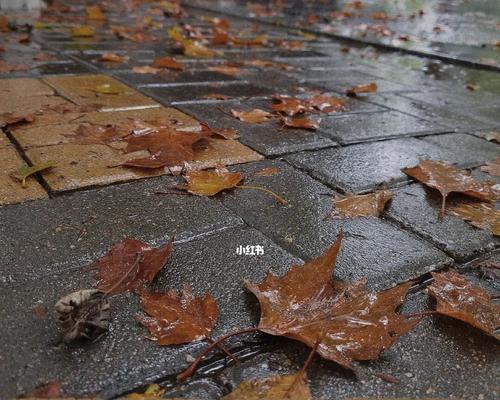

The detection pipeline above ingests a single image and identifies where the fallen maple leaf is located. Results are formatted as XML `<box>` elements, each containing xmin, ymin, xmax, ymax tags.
<box><xmin>0</xmin><ymin>112</ymin><xmax>35</xmax><ymax>129</ymax></box>
<box><xmin>345</xmin><ymin>82</ymin><xmax>378</xmax><ymax>96</ymax></box>
<box><xmin>137</xmin><ymin>285</ymin><xmax>218</xmax><ymax>345</ymax></box>
<box><xmin>201</xmin><ymin>123</ymin><xmax>239</xmax><ymax>140</ymax></box>
<box><xmin>272</xmin><ymin>96</ymin><xmax>308</xmax><ymax>116</ymax></box>
<box><xmin>93</xmin><ymin>237</ymin><xmax>174</xmax><ymax>294</ymax></box>
<box><xmin>427</xmin><ymin>269</ymin><xmax>500</xmax><ymax>339</ymax></box>
<box><xmin>153</xmin><ymin>57</ymin><xmax>184</xmax><ymax>71</ymax></box>
<box><xmin>448</xmin><ymin>202</ymin><xmax>499</xmax><ymax>236</ymax></box>
<box><xmin>11</xmin><ymin>162</ymin><xmax>55</xmax><ymax>187</ymax></box>
<box><xmin>402</xmin><ymin>160</ymin><xmax>495</xmax><ymax>218</ymax></box>
<box><xmin>280</xmin><ymin>116</ymin><xmax>320</xmax><ymax>131</ymax></box>
<box><xmin>334</xmin><ymin>190</ymin><xmax>393</xmax><ymax>218</ymax></box>
<box><xmin>245</xmin><ymin>234</ymin><xmax>420</xmax><ymax>370</ymax></box>
<box><xmin>22</xmin><ymin>380</ymin><xmax>62</xmax><ymax>398</ymax></box>
<box><xmin>64</xmin><ymin>123</ymin><xmax>127</xmax><ymax>147</ymax></box>
<box><xmin>132</xmin><ymin>65</ymin><xmax>160</xmax><ymax>74</ymax></box>
<box><xmin>180</xmin><ymin>169</ymin><xmax>244</xmax><ymax>196</ymax></box>
<box><xmin>308</xmin><ymin>94</ymin><xmax>347</xmax><ymax>113</ymax></box>
<box><xmin>222</xmin><ymin>372</ymin><xmax>311</xmax><ymax>400</ymax></box>
<box><xmin>480</xmin><ymin>159</ymin><xmax>500</xmax><ymax>177</ymax></box>
<box><xmin>231</xmin><ymin>109</ymin><xmax>272</xmax><ymax>123</ymax></box>
<box><xmin>100</xmin><ymin>53</ymin><xmax>125</xmax><ymax>63</ymax></box>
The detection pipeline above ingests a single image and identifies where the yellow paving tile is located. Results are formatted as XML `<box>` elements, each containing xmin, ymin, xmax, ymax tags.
<box><xmin>0</xmin><ymin>78</ymin><xmax>54</xmax><ymax>97</ymax></box>
<box><xmin>0</xmin><ymin>94</ymin><xmax>73</xmax><ymax>115</ymax></box>
<box><xmin>11</xmin><ymin>107</ymin><xmax>200</xmax><ymax>148</ymax></box>
<box><xmin>0</xmin><ymin>134</ymin><xmax>48</xmax><ymax>206</ymax></box>
<box><xmin>42</xmin><ymin>74</ymin><xmax>159</xmax><ymax>111</ymax></box>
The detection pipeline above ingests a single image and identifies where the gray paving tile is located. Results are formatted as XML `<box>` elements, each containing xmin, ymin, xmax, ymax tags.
<box><xmin>115</xmin><ymin>70</ymin><xmax>236</xmax><ymax>86</ymax></box>
<box><xmin>0</xmin><ymin>226</ymin><xmax>299</xmax><ymax>398</ymax></box>
<box><xmin>219</xmin><ymin>160</ymin><xmax>451</xmax><ymax>289</ymax></box>
<box><xmin>319</xmin><ymin>110</ymin><xmax>450</xmax><ymax>144</ymax></box>
<box><xmin>386</xmin><ymin>184</ymin><xmax>498</xmax><ymax>262</ymax></box>
<box><xmin>0</xmin><ymin>176</ymin><xmax>243</xmax><ymax>281</ymax></box>
<box><xmin>400</xmin><ymin>89</ymin><xmax>500</xmax><ymax>109</ymax></box>
<box><xmin>285</xmin><ymin>138</ymin><xmax>457</xmax><ymax>193</ymax></box>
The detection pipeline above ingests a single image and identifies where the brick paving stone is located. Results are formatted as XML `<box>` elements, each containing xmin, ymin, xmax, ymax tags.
<box><xmin>422</xmin><ymin>132</ymin><xmax>500</xmax><ymax>167</ymax></box>
<box><xmin>318</xmin><ymin>110</ymin><xmax>450</xmax><ymax>145</ymax></box>
<box><xmin>218</xmin><ymin>289</ymin><xmax>499</xmax><ymax>399</ymax></box>
<box><xmin>0</xmin><ymin>77</ymin><xmax>54</xmax><ymax>96</ymax></box>
<box><xmin>0</xmin><ymin>226</ymin><xmax>299</xmax><ymax>398</ymax></box>
<box><xmin>400</xmin><ymin>89</ymin><xmax>500</xmax><ymax>109</ymax></box>
<box><xmin>178</xmin><ymin>100</ymin><xmax>336</xmax><ymax>156</ymax></box>
<box><xmin>0</xmin><ymin>133</ymin><xmax>48</xmax><ymax>206</ymax></box>
<box><xmin>458</xmin><ymin>105</ymin><xmax>500</xmax><ymax>128</ymax></box>
<box><xmin>0</xmin><ymin>92</ymin><xmax>72</xmax><ymax>115</ymax></box>
<box><xmin>386</xmin><ymin>184</ymin><xmax>498</xmax><ymax>262</ymax></box>
<box><xmin>42</xmin><ymin>74</ymin><xmax>160</xmax><ymax>111</ymax></box>
<box><xmin>219</xmin><ymin>160</ymin><xmax>451</xmax><ymax>289</ymax></box>
<box><xmin>142</xmin><ymin>81</ymin><xmax>274</xmax><ymax>104</ymax></box>
<box><xmin>115</xmin><ymin>70</ymin><xmax>237</xmax><ymax>87</ymax></box>
<box><xmin>285</xmin><ymin>138</ymin><xmax>457</xmax><ymax>193</ymax></box>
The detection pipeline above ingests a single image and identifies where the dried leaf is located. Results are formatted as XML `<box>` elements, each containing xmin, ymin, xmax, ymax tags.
<box><xmin>0</xmin><ymin>60</ymin><xmax>28</xmax><ymax>73</ymax></box>
<box><xmin>86</xmin><ymin>5</ymin><xmax>106</xmax><ymax>21</ymax></box>
<box><xmin>22</xmin><ymin>380</ymin><xmax>62</xmax><ymax>398</ymax></box>
<box><xmin>245</xmin><ymin>234</ymin><xmax>419</xmax><ymax>370</ymax></box>
<box><xmin>231</xmin><ymin>109</ymin><xmax>272</xmax><ymax>123</ymax></box>
<box><xmin>222</xmin><ymin>372</ymin><xmax>311</xmax><ymax>400</ymax></box>
<box><xmin>308</xmin><ymin>94</ymin><xmax>347</xmax><ymax>113</ymax></box>
<box><xmin>100</xmin><ymin>53</ymin><xmax>125</xmax><ymax>63</ymax></box>
<box><xmin>232</xmin><ymin>34</ymin><xmax>268</xmax><ymax>47</ymax></box>
<box><xmin>93</xmin><ymin>83</ymin><xmax>124</xmax><ymax>94</ymax></box>
<box><xmin>428</xmin><ymin>270</ymin><xmax>500</xmax><ymax>338</ymax></box>
<box><xmin>203</xmin><ymin>93</ymin><xmax>232</xmax><ymax>100</ymax></box>
<box><xmin>32</xmin><ymin>52</ymin><xmax>58</xmax><ymax>61</ymax></box>
<box><xmin>93</xmin><ymin>237</ymin><xmax>174</xmax><ymax>294</ymax></box>
<box><xmin>125</xmin><ymin>384</ymin><xmax>165</xmax><ymax>399</ymax></box>
<box><xmin>153</xmin><ymin>57</ymin><xmax>184</xmax><ymax>71</ymax></box>
<box><xmin>255</xmin><ymin>167</ymin><xmax>281</xmax><ymax>177</ymax></box>
<box><xmin>137</xmin><ymin>285</ymin><xmax>218</xmax><ymax>345</ymax></box>
<box><xmin>334</xmin><ymin>190</ymin><xmax>393</xmax><ymax>218</ymax></box>
<box><xmin>132</xmin><ymin>65</ymin><xmax>160</xmax><ymax>74</ymax></box>
<box><xmin>484</xmin><ymin>130</ymin><xmax>500</xmax><ymax>143</ymax></box>
<box><xmin>0</xmin><ymin>15</ymin><xmax>9</xmax><ymax>32</ymax></box>
<box><xmin>345</xmin><ymin>82</ymin><xmax>378</xmax><ymax>96</ymax></box>
<box><xmin>64</xmin><ymin>123</ymin><xmax>127</xmax><ymax>146</ymax></box>
<box><xmin>0</xmin><ymin>112</ymin><xmax>35</xmax><ymax>129</ymax></box>
<box><xmin>402</xmin><ymin>160</ymin><xmax>495</xmax><ymax>217</ymax></box>
<box><xmin>11</xmin><ymin>162</ymin><xmax>55</xmax><ymax>187</ymax></box>
<box><xmin>448</xmin><ymin>202</ymin><xmax>499</xmax><ymax>235</ymax></box>
<box><xmin>480</xmin><ymin>159</ymin><xmax>500</xmax><ymax>177</ymax></box>
<box><xmin>208</xmin><ymin>65</ymin><xmax>241</xmax><ymax>76</ymax></box>
<box><xmin>272</xmin><ymin>96</ymin><xmax>308</xmax><ymax>116</ymax></box>
<box><xmin>181</xmin><ymin>169</ymin><xmax>244</xmax><ymax>196</ymax></box>
<box><xmin>280</xmin><ymin>116</ymin><xmax>319</xmax><ymax>131</ymax></box>
<box><xmin>55</xmin><ymin>289</ymin><xmax>110</xmax><ymax>342</ymax></box>
<box><xmin>72</xmin><ymin>25</ymin><xmax>94</xmax><ymax>37</ymax></box>
<box><xmin>183</xmin><ymin>40</ymin><xmax>219</xmax><ymax>58</ymax></box>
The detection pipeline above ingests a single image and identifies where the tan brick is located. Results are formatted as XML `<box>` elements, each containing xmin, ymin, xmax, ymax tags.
<box><xmin>0</xmin><ymin>134</ymin><xmax>48</xmax><ymax>206</ymax></box>
<box><xmin>42</xmin><ymin>74</ymin><xmax>159</xmax><ymax>111</ymax></box>
<box><xmin>0</xmin><ymin>78</ymin><xmax>54</xmax><ymax>97</ymax></box>
<box><xmin>0</xmin><ymin>94</ymin><xmax>72</xmax><ymax>115</ymax></box>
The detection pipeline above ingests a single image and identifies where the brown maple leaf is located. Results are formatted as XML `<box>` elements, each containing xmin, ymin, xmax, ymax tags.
<box><xmin>137</xmin><ymin>285</ymin><xmax>218</xmax><ymax>345</ymax></box>
<box><xmin>345</xmin><ymin>82</ymin><xmax>378</xmax><ymax>96</ymax></box>
<box><xmin>153</xmin><ymin>57</ymin><xmax>184</xmax><ymax>71</ymax></box>
<box><xmin>64</xmin><ymin>123</ymin><xmax>127</xmax><ymax>147</ymax></box>
<box><xmin>448</xmin><ymin>202</ymin><xmax>499</xmax><ymax>236</ymax></box>
<box><xmin>0</xmin><ymin>112</ymin><xmax>35</xmax><ymax>129</ymax></box>
<box><xmin>334</xmin><ymin>190</ymin><xmax>393</xmax><ymax>218</ymax></box>
<box><xmin>272</xmin><ymin>95</ymin><xmax>309</xmax><ymax>116</ymax></box>
<box><xmin>180</xmin><ymin>168</ymin><xmax>244</xmax><ymax>196</ymax></box>
<box><xmin>308</xmin><ymin>94</ymin><xmax>347</xmax><ymax>113</ymax></box>
<box><xmin>280</xmin><ymin>116</ymin><xmax>320</xmax><ymax>131</ymax></box>
<box><xmin>427</xmin><ymin>269</ymin><xmax>500</xmax><ymax>339</ymax></box>
<box><xmin>402</xmin><ymin>160</ymin><xmax>495</xmax><ymax>218</ymax></box>
<box><xmin>99</xmin><ymin>53</ymin><xmax>125</xmax><ymax>63</ymax></box>
<box><xmin>245</xmin><ymin>234</ymin><xmax>420</xmax><ymax>370</ymax></box>
<box><xmin>93</xmin><ymin>237</ymin><xmax>174</xmax><ymax>294</ymax></box>
<box><xmin>231</xmin><ymin>109</ymin><xmax>273</xmax><ymax>123</ymax></box>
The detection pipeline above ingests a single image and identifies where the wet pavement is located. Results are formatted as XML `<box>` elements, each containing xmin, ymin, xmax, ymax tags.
<box><xmin>0</xmin><ymin>0</ymin><xmax>499</xmax><ymax>399</ymax></box>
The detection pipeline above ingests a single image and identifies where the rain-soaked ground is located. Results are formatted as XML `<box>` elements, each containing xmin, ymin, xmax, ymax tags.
<box><xmin>0</xmin><ymin>0</ymin><xmax>499</xmax><ymax>399</ymax></box>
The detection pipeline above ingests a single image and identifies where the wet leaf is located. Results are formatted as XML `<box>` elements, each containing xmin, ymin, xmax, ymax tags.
<box><xmin>11</xmin><ymin>162</ymin><xmax>55</xmax><ymax>187</ymax></box>
<box><xmin>93</xmin><ymin>237</ymin><xmax>174</xmax><ymax>294</ymax></box>
<box><xmin>334</xmin><ymin>190</ymin><xmax>393</xmax><ymax>218</ymax></box>
<box><xmin>22</xmin><ymin>380</ymin><xmax>62</xmax><ymax>398</ymax></box>
<box><xmin>208</xmin><ymin>65</ymin><xmax>241</xmax><ymax>76</ymax></box>
<box><xmin>0</xmin><ymin>14</ymin><xmax>9</xmax><ymax>32</ymax></box>
<box><xmin>137</xmin><ymin>285</ymin><xmax>218</xmax><ymax>345</ymax></box>
<box><xmin>245</xmin><ymin>234</ymin><xmax>419</xmax><ymax>370</ymax></box>
<box><xmin>280</xmin><ymin>116</ymin><xmax>320</xmax><ymax>131</ymax></box>
<box><xmin>93</xmin><ymin>83</ymin><xmax>124</xmax><ymax>94</ymax></box>
<box><xmin>232</xmin><ymin>34</ymin><xmax>268</xmax><ymax>47</ymax></box>
<box><xmin>86</xmin><ymin>5</ymin><xmax>106</xmax><ymax>21</ymax></box>
<box><xmin>255</xmin><ymin>167</ymin><xmax>281</xmax><ymax>177</ymax></box>
<box><xmin>72</xmin><ymin>25</ymin><xmax>94</xmax><ymax>37</ymax></box>
<box><xmin>222</xmin><ymin>372</ymin><xmax>311</xmax><ymax>400</ymax></box>
<box><xmin>272</xmin><ymin>96</ymin><xmax>308</xmax><ymax>116</ymax></box>
<box><xmin>100</xmin><ymin>53</ymin><xmax>125</xmax><ymax>63</ymax></box>
<box><xmin>203</xmin><ymin>93</ymin><xmax>232</xmax><ymax>100</ymax></box>
<box><xmin>181</xmin><ymin>169</ymin><xmax>244</xmax><ymax>196</ymax></box>
<box><xmin>427</xmin><ymin>269</ymin><xmax>500</xmax><ymax>339</ymax></box>
<box><xmin>0</xmin><ymin>112</ymin><xmax>35</xmax><ymax>129</ymax></box>
<box><xmin>345</xmin><ymin>82</ymin><xmax>378</xmax><ymax>96</ymax></box>
<box><xmin>55</xmin><ymin>289</ymin><xmax>111</xmax><ymax>342</ymax></box>
<box><xmin>480</xmin><ymin>159</ymin><xmax>500</xmax><ymax>177</ymax></box>
<box><xmin>231</xmin><ymin>109</ymin><xmax>272</xmax><ymax>123</ymax></box>
<box><xmin>448</xmin><ymin>202</ymin><xmax>499</xmax><ymax>236</ymax></box>
<box><xmin>402</xmin><ymin>160</ymin><xmax>495</xmax><ymax>217</ymax></box>
<box><xmin>124</xmin><ymin>384</ymin><xmax>165</xmax><ymax>399</ymax></box>
<box><xmin>183</xmin><ymin>40</ymin><xmax>220</xmax><ymax>58</ymax></box>
<box><xmin>308</xmin><ymin>94</ymin><xmax>347</xmax><ymax>113</ymax></box>
<box><xmin>32</xmin><ymin>304</ymin><xmax>49</xmax><ymax>320</ymax></box>
<box><xmin>201</xmin><ymin>123</ymin><xmax>239</xmax><ymax>139</ymax></box>
<box><xmin>132</xmin><ymin>65</ymin><xmax>161</xmax><ymax>74</ymax></box>
<box><xmin>64</xmin><ymin>123</ymin><xmax>127</xmax><ymax>146</ymax></box>
<box><xmin>153</xmin><ymin>57</ymin><xmax>184</xmax><ymax>71</ymax></box>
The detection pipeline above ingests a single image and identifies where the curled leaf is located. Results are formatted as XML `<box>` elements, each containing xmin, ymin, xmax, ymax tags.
<box><xmin>231</xmin><ymin>109</ymin><xmax>272</xmax><ymax>123</ymax></box>
<box><xmin>11</xmin><ymin>162</ymin><xmax>55</xmax><ymax>187</ymax></box>
<box><xmin>334</xmin><ymin>190</ymin><xmax>393</xmax><ymax>218</ymax></box>
<box><xmin>137</xmin><ymin>285</ymin><xmax>218</xmax><ymax>345</ymax></box>
<box><xmin>153</xmin><ymin>57</ymin><xmax>184</xmax><ymax>71</ymax></box>
<box><xmin>448</xmin><ymin>202</ymin><xmax>499</xmax><ymax>236</ymax></box>
<box><xmin>132</xmin><ymin>66</ymin><xmax>160</xmax><ymax>74</ymax></box>
<box><xmin>428</xmin><ymin>270</ymin><xmax>500</xmax><ymax>339</ymax></box>
<box><xmin>345</xmin><ymin>82</ymin><xmax>378</xmax><ymax>96</ymax></box>
<box><xmin>181</xmin><ymin>169</ymin><xmax>244</xmax><ymax>196</ymax></box>
<box><xmin>99</xmin><ymin>53</ymin><xmax>125</xmax><ymax>63</ymax></box>
<box><xmin>280</xmin><ymin>116</ymin><xmax>320</xmax><ymax>131</ymax></box>
<box><xmin>55</xmin><ymin>289</ymin><xmax>110</xmax><ymax>342</ymax></box>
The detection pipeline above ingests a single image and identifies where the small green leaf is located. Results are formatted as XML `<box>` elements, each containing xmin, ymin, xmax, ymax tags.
<box><xmin>93</xmin><ymin>83</ymin><xmax>124</xmax><ymax>94</ymax></box>
<box><xmin>13</xmin><ymin>162</ymin><xmax>55</xmax><ymax>187</ymax></box>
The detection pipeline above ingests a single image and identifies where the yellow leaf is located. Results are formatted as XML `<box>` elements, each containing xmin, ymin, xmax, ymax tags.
<box><xmin>86</xmin><ymin>5</ymin><xmax>106</xmax><ymax>21</ymax></box>
<box><xmin>93</xmin><ymin>83</ymin><xmax>124</xmax><ymax>94</ymax></box>
<box><xmin>72</xmin><ymin>25</ymin><xmax>94</xmax><ymax>37</ymax></box>
<box><xmin>124</xmin><ymin>384</ymin><xmax>165</xmax><ymax>399</ymax></box>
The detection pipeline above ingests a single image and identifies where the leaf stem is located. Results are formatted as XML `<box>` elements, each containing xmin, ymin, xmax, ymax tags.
<box><xmin>177</xmin><ymin>326</ymin><xmax>259</xmax><ymax>382</ymax></box>
<box><xmin>103</xmin><ymin>252</ymin><xmax>143</xmax><ymax>296</ymax></box>
<box><xmin>439</xmin><ymin>195</ymin><xmax>447</xmax><ymax>220</ymax></box>
<box><xmin>206</xmin><ymin>337</ymin><xmax>240</xmax><ymax>365</ymax></box>
<box><xmin>284</xmin><ymin>338</ymin><xmax>319</xmax><ymax>398</ymax></box>
<box><xmin>237</xmin><ymin>185</ymin><xmax>288</xmax><ymax>205</ymax></box>
<box><xmin>404</xmin><ymin>310</ymin><xmax>438</xmax><ymax>318</ymax></box>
